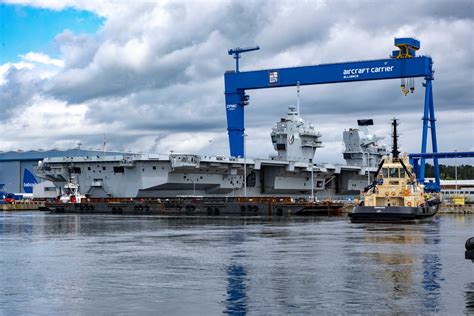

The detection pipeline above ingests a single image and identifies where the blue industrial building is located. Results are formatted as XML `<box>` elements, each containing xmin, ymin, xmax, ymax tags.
<box><xmin>0</xmin><ymin>149</ymin><xmax>126</xmax><ymax>194</ymax></box>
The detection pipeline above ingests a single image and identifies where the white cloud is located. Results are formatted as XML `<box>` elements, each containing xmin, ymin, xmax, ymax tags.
<box><xmin>20</xmin><ymin>52</ymin><xmax>64</xmax><ymax>67</ymax></box>
<box><xmin>0</xmin><ymin>95</ymin><xmax>123</xmax><ymax>151</ymax></box>
<box><xmin>0</xmin><ymin>0</ymin><xmax>472</xmax><ymax>165</ymax></box>
<box><xmin>0</xmin><ymin>61</ymin><xmax>33</xmax><ymax>85</ymax></box>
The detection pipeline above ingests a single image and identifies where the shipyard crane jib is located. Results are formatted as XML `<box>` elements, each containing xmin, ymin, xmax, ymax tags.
<box><xmin>228</xmin><ymin>46</ymin><xmax>260</xmax><ymax>72</ymax></box>
<box><xmin>224</xmin><ymin>38</ymin><xmax>440</xmax><ymax>189</ymax></box>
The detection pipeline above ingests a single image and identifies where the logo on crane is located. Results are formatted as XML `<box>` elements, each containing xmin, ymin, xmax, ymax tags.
<box><xmin>226</xmin><ymin>104</ymin><xmax>237</xmax><ymax>111</ymax></box>
<box><xmin>343</xmin><ymin>66</ymin><xmax>394</xmax><ymax>79</ymax></box>
<box><xmin>269</xmin><ymin>71</ymin><xmax>278</xmax><ymax>85</ymax></box>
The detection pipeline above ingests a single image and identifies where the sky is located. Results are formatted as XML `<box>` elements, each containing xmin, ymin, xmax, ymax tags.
<box><xmin>0</xmin><ymin>0</ymin><xmax>473</xmax><ymax>165</ymax></box>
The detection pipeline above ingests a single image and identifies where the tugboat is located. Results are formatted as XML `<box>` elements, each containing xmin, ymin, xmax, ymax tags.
<box><xmin>58</xmin><ymin>175</ymin><xmax>85</xmax><ymax>204</ymax></box>
<box><xmin>349</xmin><ymin>119</ymin><xmax>441</xmax><ymax>223</ymax></box>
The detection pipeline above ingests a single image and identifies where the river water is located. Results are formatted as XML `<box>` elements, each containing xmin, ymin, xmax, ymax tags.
<box><xmin>0</xmin><ymin>212</ymin><xmax>473</xmax><ymax>315</ymax></box>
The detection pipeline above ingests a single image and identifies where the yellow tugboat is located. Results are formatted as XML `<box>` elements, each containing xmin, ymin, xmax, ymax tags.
<box><xmin>350</xmin><ymin>119</ymin><xmax>441</xmax><ymax>223</ymax></box>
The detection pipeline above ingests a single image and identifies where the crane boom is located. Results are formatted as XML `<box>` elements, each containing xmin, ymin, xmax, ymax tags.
<box><xmin>227</xmin><ymin>46</ymin><xmax>260</xmax><ymax>72</ymax></box>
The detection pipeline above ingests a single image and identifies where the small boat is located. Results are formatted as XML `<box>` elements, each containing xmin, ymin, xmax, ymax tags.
<box><xmin>349</xmin><ymin>119</ymin><xmax>441</xmax><ymax>223</ymax></box>
<box><xmin>58</xmin><ymin>176</ymin><xmax>86</xmax><ymax>204</ymax></box>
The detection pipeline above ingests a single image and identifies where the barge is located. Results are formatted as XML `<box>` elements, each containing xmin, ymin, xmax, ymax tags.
<box><xmin>41</xmin><ymin>196</ymin><xmax>344</xmax><ymax>217</ymax></box>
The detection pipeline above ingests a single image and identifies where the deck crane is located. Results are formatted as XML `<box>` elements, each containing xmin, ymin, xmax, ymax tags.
<box><xmin>228</xmin><ymin>46</ymin><xmax>260</xmax><ymax>72</ymax></box>
<box><xmin>224</xmin><ymin>38</ymin><xmax>473</xmax><ymax>192</ymax></box>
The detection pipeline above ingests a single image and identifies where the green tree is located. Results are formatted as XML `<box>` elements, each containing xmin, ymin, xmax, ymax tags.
<box><xmin>423</xmin><ymin>163</ymin><xmax>474</xmax><ymax>180</ymax></box>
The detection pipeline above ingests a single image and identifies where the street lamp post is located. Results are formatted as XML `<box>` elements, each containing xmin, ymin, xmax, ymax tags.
<box><xmin>310</xmin><ymin>158</ymin><xmax>314</xmax><ymax>202</ymax></box>
<box><xmin>366</xmin><ymin>151</ymin><xmax>371</xmax><ymax>185</ymax></box>
<box><xmin>243</xmin><ymin>133</ymin><xmax>247</xmax><ymax>197</ymax></box>
<box><xmin>455</xmin><ymin>150</ymin><xmax>458</xmax><ymax>194</ymax></box>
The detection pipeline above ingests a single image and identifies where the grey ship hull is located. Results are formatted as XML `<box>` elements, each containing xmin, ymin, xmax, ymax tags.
<box><xmin>34</xmin><ymin>107</ymin><xmax>388</xmax><ymax>200</ymax></box>
<box><xmin>35</xmin><ymin>153</ymin><xmax>371</xmax><ymax>199</ymax></box>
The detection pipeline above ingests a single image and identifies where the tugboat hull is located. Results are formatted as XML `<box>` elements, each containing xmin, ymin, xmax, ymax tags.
<box><xmin>349</xmin><ymin>204</ymin><xmax>439</xmax><ymax>223</ymax></box>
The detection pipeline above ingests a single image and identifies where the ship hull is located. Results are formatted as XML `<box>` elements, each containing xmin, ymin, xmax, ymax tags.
<box><xmin>349</xmin><ymin>204</ymin><xmax>439</xmax><ymax>223</ymax></box>
<box><xmin>33</xmin><ymin>153</ymin><xmax>373</xmax><ymax>199</ymax></box>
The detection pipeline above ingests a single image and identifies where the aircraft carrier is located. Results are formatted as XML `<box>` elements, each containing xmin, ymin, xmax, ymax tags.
<box><xmin>35</xmin><ymin>106</ymin><xmax>388</xmax><ymax>199</ymax></box>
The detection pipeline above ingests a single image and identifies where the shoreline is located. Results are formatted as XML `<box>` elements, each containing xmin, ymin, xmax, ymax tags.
<box><xmin>3</xmin><ymin>202</ymin><xmax>473</xmax><ymax>215</ymax></box>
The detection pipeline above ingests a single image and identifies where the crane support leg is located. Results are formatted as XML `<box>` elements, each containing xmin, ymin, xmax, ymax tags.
<box><xmin>420</xmin><ymin>80</ymin><xmax>430</xmax><ymax>181</ymax></box>
<box><xmin>225</xmin><ymin>91</ymin><xmax>246</xmax><ymax>157</ymax></box>
<box><xmin>428</xmin><ymin>80</ymin><xmax>440</xmax><ymax>189</ymax></box>
<box><xmin>419</xmin><ymin>78</ymin><xmax>440</xmax><ymax>189</ymax></box>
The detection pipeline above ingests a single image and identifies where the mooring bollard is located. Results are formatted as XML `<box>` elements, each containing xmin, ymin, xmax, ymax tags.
<box><xmin>466</xmin><ymin>237</ymin><xmax>474</xmax><ymax>262</ymax></box>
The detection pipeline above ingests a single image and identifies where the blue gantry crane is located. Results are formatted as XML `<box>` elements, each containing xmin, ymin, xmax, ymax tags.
<box><xmin>224</xmin><ymin>38</ymin><xmax>473</xmax><ymax>192</ymax></box>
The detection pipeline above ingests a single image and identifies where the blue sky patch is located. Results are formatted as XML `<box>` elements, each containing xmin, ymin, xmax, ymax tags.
<box><xmin>0</xmin><ymin>4</ymin><xmax>104</xmax><ymax>64</ymax></box>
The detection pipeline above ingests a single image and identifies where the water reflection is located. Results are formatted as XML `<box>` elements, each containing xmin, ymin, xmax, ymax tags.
<box><xmin>422</xmin><ymin>254</ymin><xmax>443</xmax><ymax>312</ymax></box>
<box><xmin>466</xmin><ymin>282</ymin><xmax>474</xmax><ymax>313</ymax></box>
<box><xmin>225</xmin><ymin>264</ymin><xmax>248</xmax><ymax>315</ymax></box>
<box><xmin>224</xmin><ymin>231</ymin><xmax>248</xmax><ymax>315</ymax></box>
<box><xmin>344</xmin><ymin>221</ymin><xmax>445</xmax><ymax>313</ymax></box>
<box><xmin>421</xmin><ymin>220</ymin><xmax>443</xmax><ymax>312</ymax></box>
<box><xmin>0</xmin><ymin>213</ymin><xmax>472</xmax><ymax>314</ymax></box>
<box><xmin>369</xmin><ymin>252</ymin><xmax>415</xmax><ymax>295</ymax></box>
